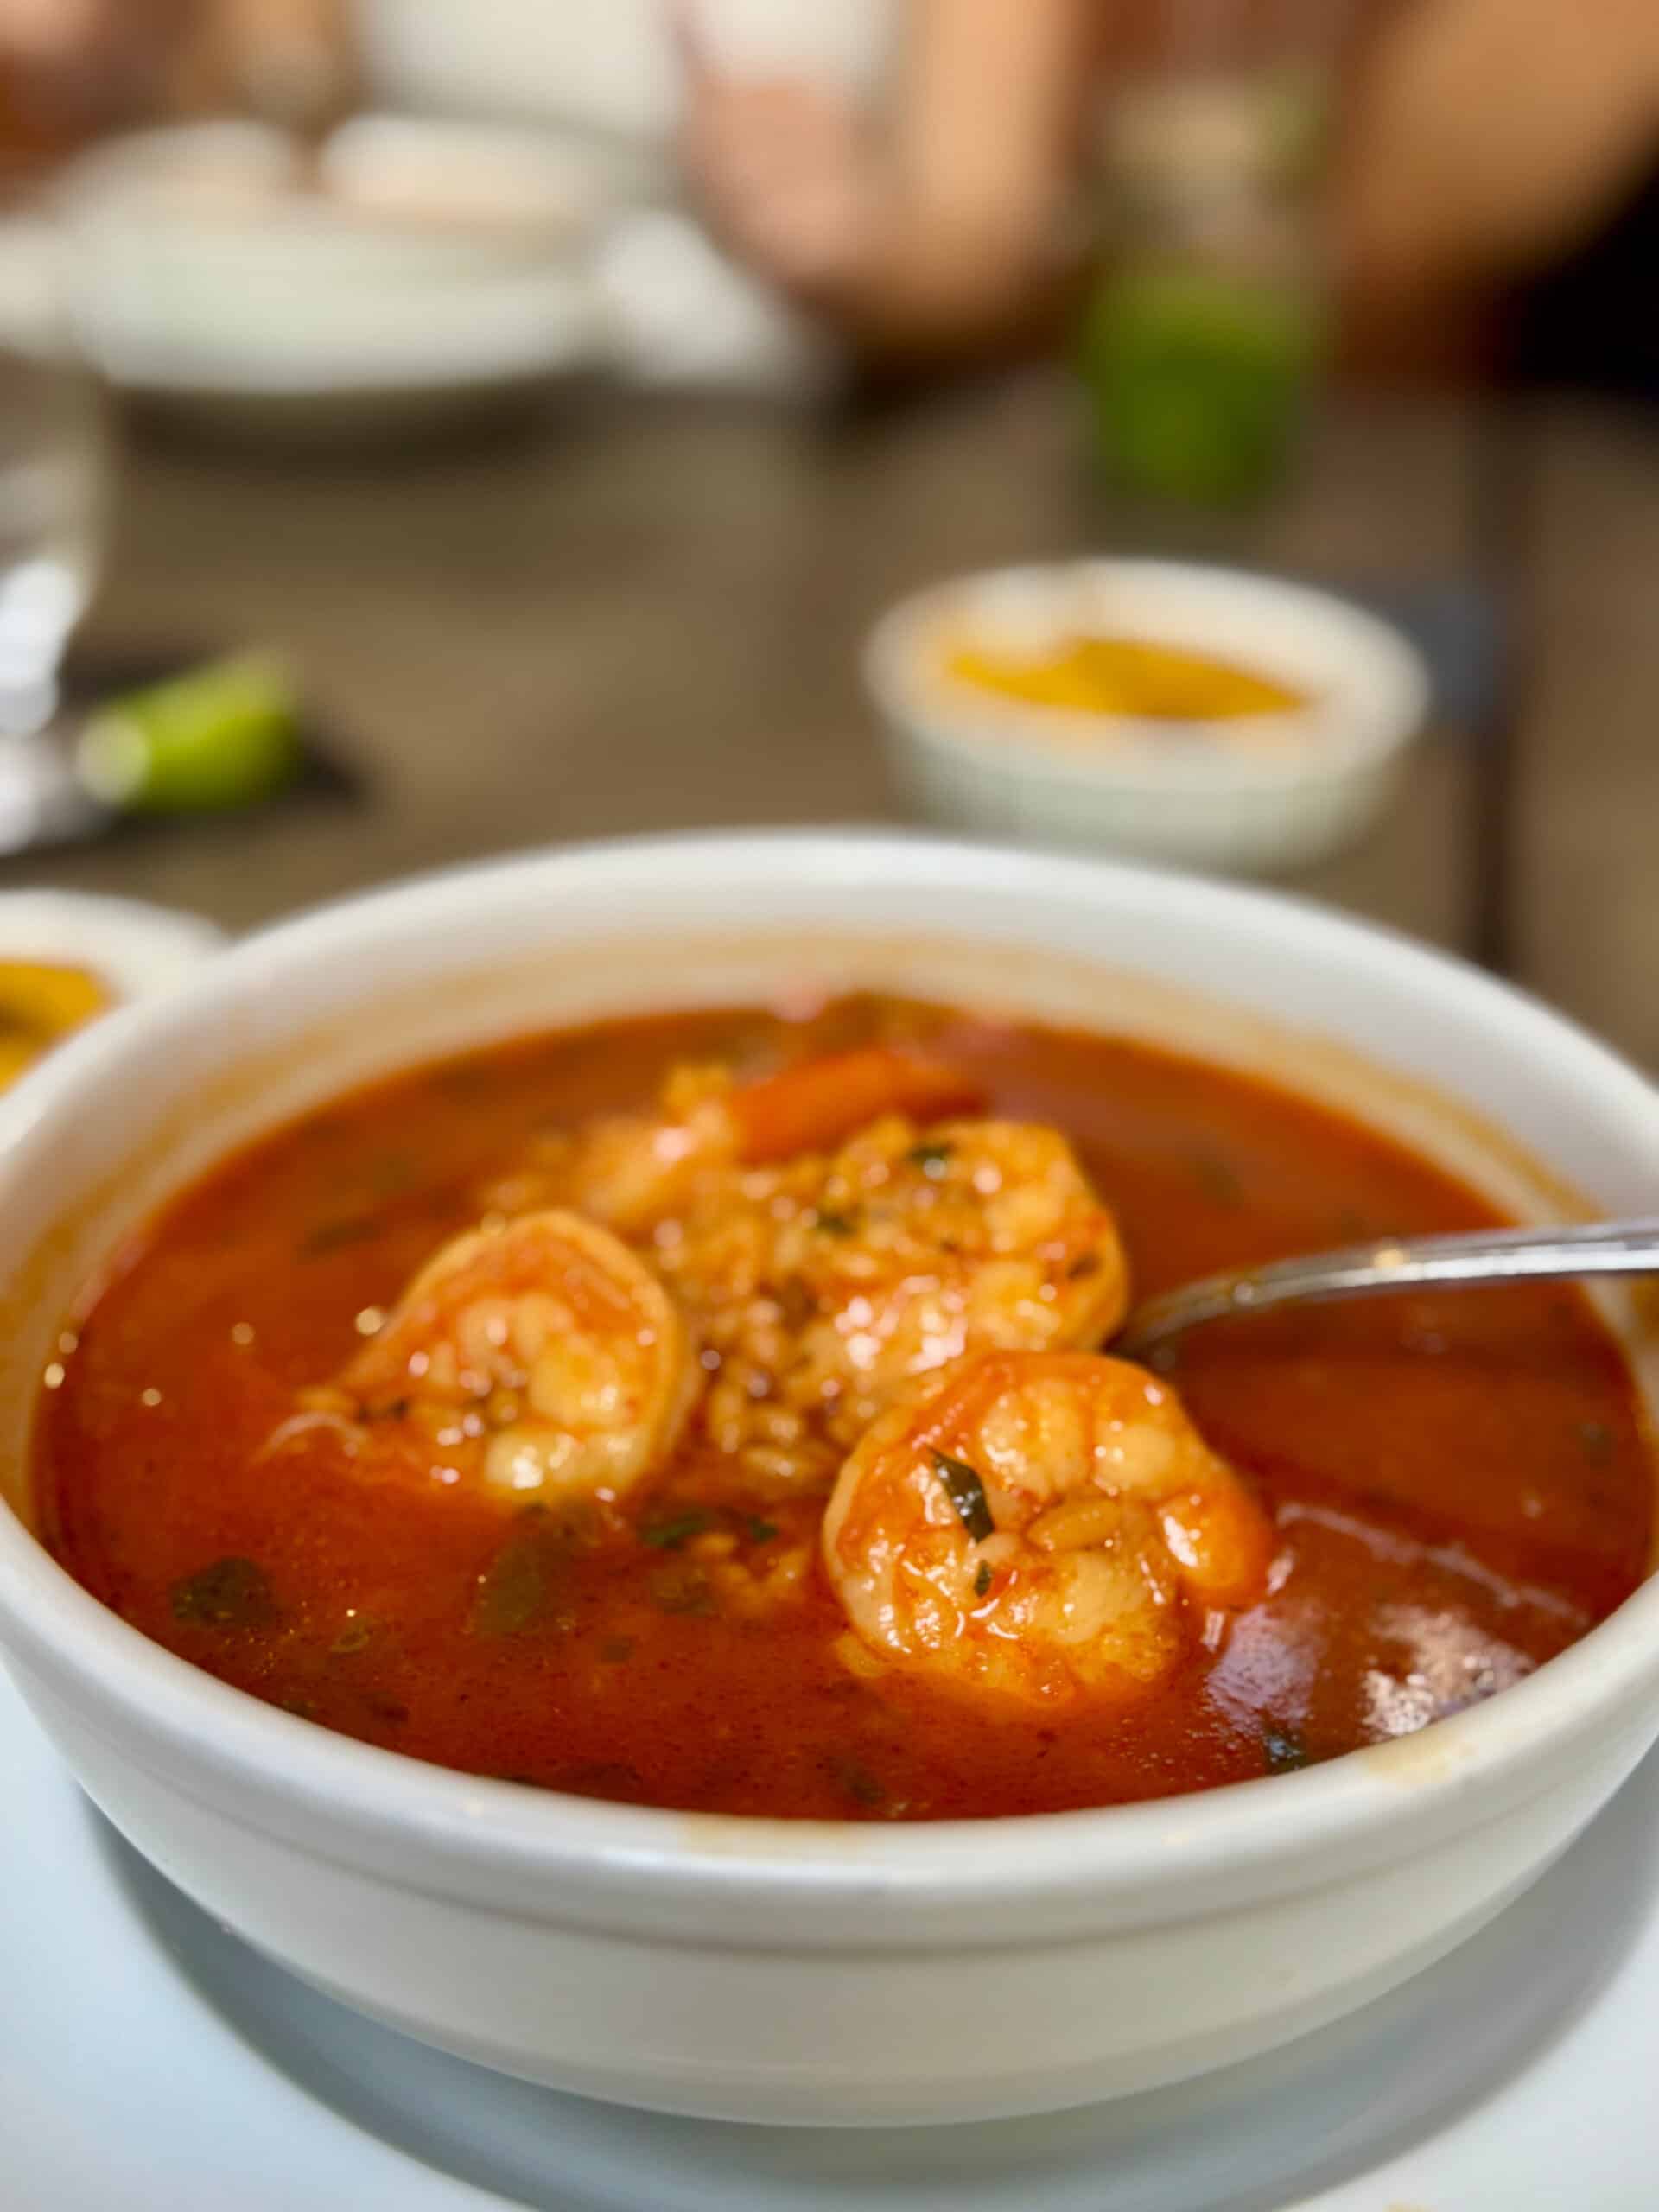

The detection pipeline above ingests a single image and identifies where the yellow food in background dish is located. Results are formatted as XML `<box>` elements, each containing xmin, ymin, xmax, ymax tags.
<box><xmin>945</xmin><ymin>634</ymin><xmax>1308</xmax><ymax>723</ymax></box>
<box><xmin>0</xmin><ymin>963</ymin><xmax>108</xmax><ymax>1090</ymax></box>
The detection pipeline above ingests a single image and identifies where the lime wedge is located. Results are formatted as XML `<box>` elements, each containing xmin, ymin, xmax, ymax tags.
<box><xmin>77</xmin><ymin>655</ymin><xmax>302</xmax><ymax>813</ymax></box>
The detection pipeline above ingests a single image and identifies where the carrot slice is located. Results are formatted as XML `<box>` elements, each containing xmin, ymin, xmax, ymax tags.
<box><xmin>727</xmin><ymin>1046</ymin><xmax>985</xmax><ymax>1164</ymax></box>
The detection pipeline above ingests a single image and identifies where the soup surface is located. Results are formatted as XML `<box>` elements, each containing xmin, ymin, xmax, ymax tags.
<box><xmin>36</xmin><ymin>995</ymin><xmax>1652</xmax><ymax>1820</ymax></box>
<box><xmin>944</xmin><ymin>634</ymin><xmax>1307</xmax><ymax>726</ymax></box>
<box><xmin>0</xmin><ymin>961</ymin><xmax>107</xmax><ymax>1090</ymax></box>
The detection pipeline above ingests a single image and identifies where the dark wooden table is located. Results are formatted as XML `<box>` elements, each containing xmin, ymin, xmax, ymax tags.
<box><xmin>23</xmin><ymin>372</ymin><xmax>1659</xmax><ymax>1065</ymax></box>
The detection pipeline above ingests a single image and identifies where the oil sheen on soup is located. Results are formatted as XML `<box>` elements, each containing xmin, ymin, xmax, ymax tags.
<box><xmin>35</xmin><ymin>996</ymin><xmax>1653</xmax><ymax>1820</ymax></box>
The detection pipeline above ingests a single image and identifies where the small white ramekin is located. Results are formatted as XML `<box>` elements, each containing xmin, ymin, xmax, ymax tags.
<box><xmin>0</xmin><ymin>836</ymin><xmax>1654</xmax><ymax>2126</ymax></box>
<box><xmin>866</xmin><ymin>561</ymin><xmax>1432</xmax><ymax>874</ymax></box>
<box><xmin>0</xmin><ymin>889</ymin><xmax>221</xmax><ymax>1004</ymax></box>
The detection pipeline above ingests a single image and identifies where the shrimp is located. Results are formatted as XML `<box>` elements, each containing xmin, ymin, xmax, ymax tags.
<box><xmin>823</xmin><ymin>1351</ymin><xmax>1274</xmax><ymax>1707</ymax></box>
<box><xmin>768</xmin><ymin>1116</ymin><xmax>1128</xmax><ymax>1441</ymax></box>
<box><xmin>481</xmin><ymin>1046</ymin><xmax>985</xmax><ymax>1233</ymax></box>
<box><xmin>332</xmin><ymin>1209</ymin><xmax>699</xmax><ymax>1503</ymax></box>
<box><xmin>474</xmin><ymin>1047</ymin><xmax>1131</xmax><ymax>1469</ymax></box>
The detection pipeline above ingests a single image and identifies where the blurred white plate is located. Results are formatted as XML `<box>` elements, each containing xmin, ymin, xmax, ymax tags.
<box><xmin>3</xmin><ymin>1654</ymin><xmax>1657</xmax><ymax>2207</ymax></box>
<box><xmin>47</xmin><ymin>118</ymin><xmax>614</xmax><ymax>438</ymax></box>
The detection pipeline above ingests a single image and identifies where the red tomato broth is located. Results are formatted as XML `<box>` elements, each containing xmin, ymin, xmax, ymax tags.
<box><xmin>34</xmin><ymin>997</ymin><xmax>1653</xmax><ymax>1820</ymax></box>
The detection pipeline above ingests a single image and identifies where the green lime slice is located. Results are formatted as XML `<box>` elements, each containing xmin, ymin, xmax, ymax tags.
<box><xmin>77</xmin><ymin>655</ymin><xmax>302</xmax><ymax>814</ymax></box>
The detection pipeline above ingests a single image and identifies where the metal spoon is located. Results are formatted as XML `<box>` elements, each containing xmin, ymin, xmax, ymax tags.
<box><xmin>1116</xmin><ymin>1217</ymin><xmax>1659</xmax><ymax>1361</ymax></box>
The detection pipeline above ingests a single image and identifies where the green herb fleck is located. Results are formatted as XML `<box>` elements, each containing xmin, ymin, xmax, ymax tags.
<box><xmin>365</xmin><ymin>1151</ymin><xmax>416</xmax><ymax>1198</ymax></box>
<box><xmin>554</xmin><ymin>1498</ymin><xmax>607</xmax><ymax>1550</ymax></box>
<box><xmin>559</xmin><ymin>1759</ymin><xmax>647</xmax><ymax>1800</ymax></box>
<box><xmin>814</xmin><ymin>1210</ymin><xmax>857</xmax><ymax>1236</ymax></box>
<box><xmin>1262</xmin><ymin>1726</ymin><xmax>1312</xmax><ymax>1774</ymax></box>
<box><xmin>650</xmin><ymin>1563</ymin><xmax>715</xmax><ymax>1616</ymax></box>
<box><xmin>427</xmin><ymin>1060</ymin><xmax>499</xmax><ymax>1096</ymax></box>
<box><xmin>907</xmin><ymin>1141</ymin><xmax>953</xmax><ymax>1177</ymax></box>
<box><xmin>832</xmin><ymin>1757</ymin><xmax>887</xmax><ymax>1808</ymax></box>
<box><xmin>170</xmin><ymin>1556</ymin><xmax>277</xmax><ymax>1629</ymax></box>
<box><xmin>598</xmin><ymin>1635</ymin><xmax>635</xmax><ymax>1665</ymax></box>
<box><xmin>746</xmin><ymin>1517</ymin><xmax>780</xmax><ymax>1546</ymax></box>
<box><xmin>299</xmin><ymin>1215</ymin><xmax>381</xmax><ymax>1258</ymax></box>
<box><xmin>931</xmin><ymin>1449</ymin><xmax>995</xmax><ymax>1542</ymax></box>
<box><xmin>328</xmin><ymin>1618</ymin><xmax>373</xmax><ymax>1656</ymax></box>
<box><xmin>1578</xmin><ymin>1421</ymin><xmax>1614</xmax><ymax>1466</ymax></box>
<box><xmin>468</xmin><ymin>1510</ymin><xmax>577</xmax><ymax>1637</ymax></box>
<box><xmin>1190</xmin><ymin>1152</ymin><xmax>1243</xmax><ymax>1206</ymax></box>
<box><xmin>974</xmin><ymin>1560</ymin><xmax>993</xmax><ymax>1599</ymax></box>
<box><xmin>641</xmin><ymin>1510</ymin><xmax>713</xmax><ymax>1550</ymax></box>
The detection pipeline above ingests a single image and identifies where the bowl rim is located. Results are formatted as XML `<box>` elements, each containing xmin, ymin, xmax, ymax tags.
<box><xmin>49</xmin><ymin>112</ymin><xmax>609</xmax><ymax>400</ymax></box>
<box><xmin>864</xmin><ymin>558</ymin><xmax>1432</xmax><ymax>791</ymax></box>
<box><xmin>0</xmin><ymin>889</ymin><xmax>223</xmax><ymax>999</ymax></box>
<box><xmin>2</xmin><ymin>830</ymin><xmax>1656</xmax><ymax>1923</ymax></box>
<box><xmin>56</xmin><ymin>112</ymin><xmax>609</xmax><ymax>238</ymax></box>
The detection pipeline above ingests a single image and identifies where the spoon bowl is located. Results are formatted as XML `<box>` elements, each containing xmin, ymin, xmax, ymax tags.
<box><xmin>1117</xmin><ymin>1217</ymin><xmax>1659</xmax><ymax>1360</ymax></box>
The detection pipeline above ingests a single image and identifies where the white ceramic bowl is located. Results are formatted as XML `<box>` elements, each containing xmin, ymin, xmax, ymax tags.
<box><xmin>0</xmin><ymin>835</ymin><xmax>1655</xmax><ymax>2128</ymax></box>
<box><xmin>867</xmin><ymin>561</ymin><xmax>1432</xmax><ymax>874</ymax></box>
<box><xmin>51</xmin><ymin>119</ymin><xmax>609</xmax><ymax>439</ymax></box>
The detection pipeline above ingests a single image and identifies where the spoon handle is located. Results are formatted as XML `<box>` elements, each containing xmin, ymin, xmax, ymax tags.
<box><xmin>1116</xmin><ymin>1217</ymin><xmax>1659</xmax><ymax>1360</ymax></box>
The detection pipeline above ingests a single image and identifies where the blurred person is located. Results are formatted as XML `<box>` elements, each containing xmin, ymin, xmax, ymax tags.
<box><xmin>1338</xmin><ymin>0</ymin><xmax>1659</xmax><ymax>389</ymax></box>
<box><xmin>678</xmin><ymin>0</ymin><xmax>1092</xmax><ymax>360</ymax></box>
<box><xmin>355</xmin><ymin>0</ymin><xmax>889</xmax><ymax>166</ymax></box>
<box><xmin>11</xmin><ymin>0</ymin><xmax>1650</xmax><ymax>392</ymax></box>
<box><xmin>683</xmin><ymin>0</ymin><xmax>1659</xmax><ymax>386</ymax></box>
<box><xmin>0</xmin><ymin>0</ymin><xmax>351</xmax><ymax>161</ymax></box>
<box><xmin>1</xmin><ymin>0</ymin><xmax>885</xmax><ymax>391</ymax></box>
<box><xmin>679</xmin><ymin>1</ymin><xmax>1347</xmax><ymax>365</ymax></box>
<box><xmin>175</xmin><ymin>0</ymin><xmax>355</xmax><ymax>128</ymax></box>
<box><xmin>353</xmin><ymin>0</ymin><xmax>897</xmax><ymax>390</ymax></box>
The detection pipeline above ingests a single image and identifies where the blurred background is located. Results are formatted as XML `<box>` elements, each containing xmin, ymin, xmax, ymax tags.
<box><xmin>0</xmin><ymin>0</ymin><xmax>1654</xmax><ymax>1055</ymax></box>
